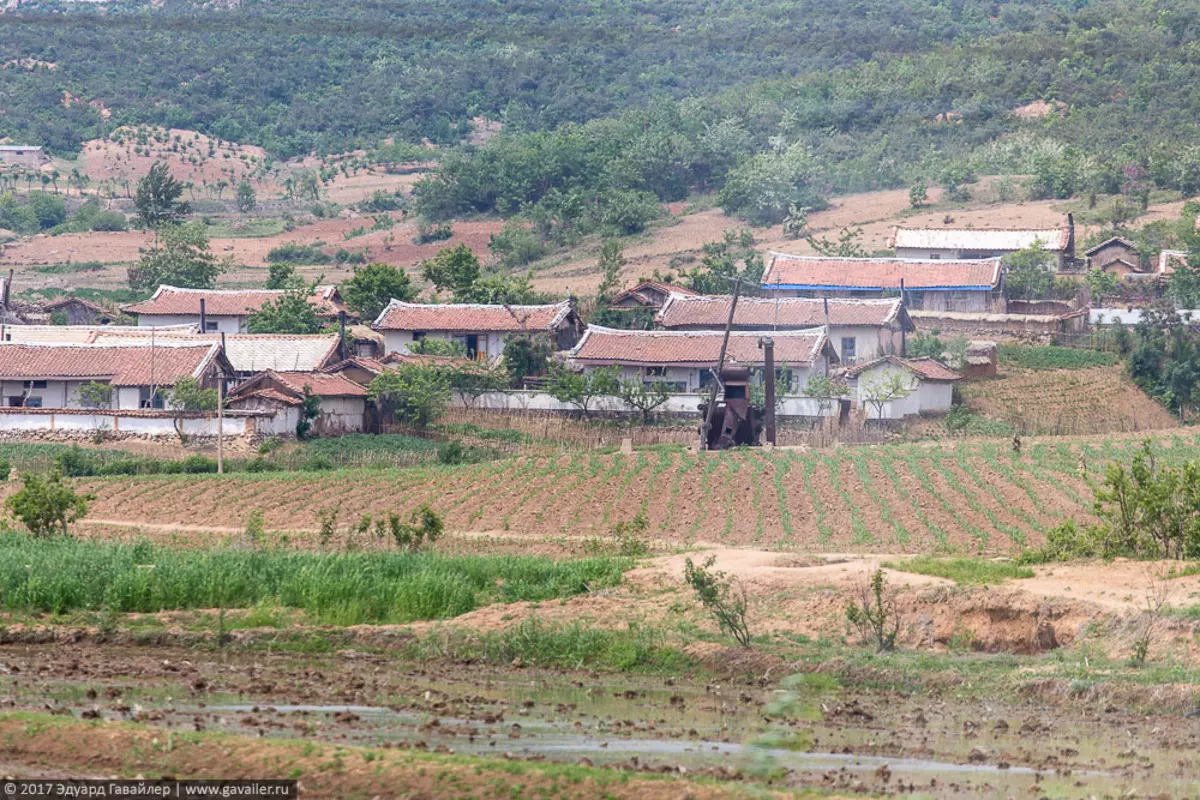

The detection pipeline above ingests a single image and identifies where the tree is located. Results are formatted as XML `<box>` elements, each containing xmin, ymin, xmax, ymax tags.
<box><xmin>5</xmin><ymin>471</ymin><xmax>92</xmax><ymax>537</ymax></box>
<box><xmin>684</xmin><ymin>555</ymin><xmax>752</xmax><ymax>648</ymax></box>
<box><xmin>547</xmin><ymin>365</ymin><xmax>619</xmax><ymax>418</ymax></box>
<box><xmin>619</xmin><ymin>377</ymin><xmax>671</xmax><ymax>423</ymax></box>
<box><xmin>340</xmin><ymin>262</ymin><xmax>416</xmax><ymax>321</ymax></box>
<box><xmin>1089</xmin><ymin>442</ymin><xmax>1200</xmax><ymax>560</ymax></box>
<box><xmin>684</xmin><ymin>230</ymin><xmax>764</xmax><ymax>294</ymax></box>
<box><xmin>235</xmin><ymin>181</ymin><xmax>257</xmax><ymax>213</ymax></box>
<box><xmin>448</xmin><ymin>361</ymin><xmax>508</xmax><ymax>407</ymax></box>
<box><xmin>503</xmin><ymin>335</ymin><xmax>552</xmax><ymax>387</ymax></box>
<box><xmin>846</xmin><ymin>568</ymin><xmax>901</xmax><ymax>653</ymax></box>
<box><xmin>420</xmin><ymin>244</ymin><xmax>540</xmax><ymax>304</ymax></box>
<box><xmin>595</xmin><ymin>239</ymin><xmax>626</xmax><ymax>302</ymax></box>
<box><xmin>77</xmin><ymin>381</ymin><xmax>113</xmax><ymax>409</ymax></box>
<box><xmin>265</xmin><ymin>262</ymin><xmax>303</xmax><ymax>290</ymax></box>
<box><xmin>804</xmin><ymin>374</ymin><xmax>847</xmax><ymax>417</ymax></box>
<box><xmin>1085</xmin><ymin>268</ymin><xmax>1119</xmax><ymax>304</ymax></box>
<box><xmin>369</xmin><ymin>364</ymin><xmax>451</xmax><ymax>428</ymax></box>
<box><xmin>1002</xmin><ymin>242</ymin><xmax>1055</xmax><ymax>300</ymax></box>
<box><xmin>296</xmin><ymin>388</ymin><xmax>320</xmax><ymax>439</ymax></box>
<box><xmin>166</xmin><ymin>377</ymin><xmax>218</xmax><ymax>441</ymax></box>
<box><xmin>246</xmin><ymin>289</ymin><xmax>322</xmax><ymax>334</ymax></box>
<box><xmin>134</xmin><ymin>161</ymin><xmax>189</xmax><ymax>229</ymax></box>
<box><xmin>807</xmin><ymin>227</ymin><xmax>868</xmax><ymax>258</ymax></box>
<box><xmin>128</xmin><ymin>222</ymin><xmax>224</xmax><ymax>291</ymax></box>
<box><xmin>908</xmin><ymin>180</ymin><xmax>928</xmax><ymax>208</ymax></box>
<box><xmin>860</xmin><ymin>369</ymin><xmax>912</xmax><ymax>420</ymax></box>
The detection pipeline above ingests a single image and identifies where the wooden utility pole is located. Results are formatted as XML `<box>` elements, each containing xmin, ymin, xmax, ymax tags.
<box><xmin>217</xmin><ymin>332</ymin><xmax>225</xmax><ymax>474</ymax></box>
<box><xmin>699</xmin><ymin>276</ymin><xmax>742</xmax><ymax>451</ymax></box>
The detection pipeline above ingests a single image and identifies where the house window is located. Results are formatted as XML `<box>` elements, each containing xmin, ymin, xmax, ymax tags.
<box><xmin>139</xmin><ymin>388</ymin><xmax>165</xmax><ymax>409</ymax></box>
<box><xmin>698</xmin><ymin>369</ymin><xmax>716</xmax><ymax>390</ymax></box>
<box><xmin>412</xmin><ymin>332</ymin><xmax>427</xmax><ymax>342</ymax></box>
<box><xmin>774</xmin><ymin>368</ymin><xmax>794</xmax><ymax>393</ymax></box>
<box><xmin>23</xmin><ymin>396</ymin><xmax>42</xmax><ymax>408</ymax></box>
<box><xmin>841</xmin><ymin>337</ymin><xmax>857</xmax><ymax>363</ymax></box>
<box><xmin>644</xmin><ymin>366</ymin><xmax>668</xmax><ymax>377</ymax></box>
<box><xmin>929</xmin><ymin>253</ymin><xmax>940</xmax><ymax>259</ymax></box>
<box><xmin>204</xmin><ymin>321</ymin><xmax>219</xmax><ymax>332</ymax></box>
<box><xmin>30</xmin><ymin>381</ymin><xmax>47</xmax><ymax>390</ymax></box>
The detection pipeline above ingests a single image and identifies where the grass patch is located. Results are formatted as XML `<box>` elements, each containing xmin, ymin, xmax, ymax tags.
<box><xmin>885</xmin><ymin>556</ymin><xmax>1034</xmax><ymax>585</ymax></box>
<box><xmin>998</xmin><ymin>345</ymin><xmax>1118</xmax><ymax>370</ymax></box>
<box><xmin>406</xmin><ymin>617</ymin><xmax>693</xmax><ymax>672</ymax></box>
<box><xmin>0</xmin><ymin>535</ymin><xmax>630</xmax><ymax>625</ymax></box>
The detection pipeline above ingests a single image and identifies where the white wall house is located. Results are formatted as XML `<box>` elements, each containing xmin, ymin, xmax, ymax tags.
<box><xmin>890</xmin><ymin>222</ymin><xmax>1075</xmax><ymax>268</ymax></box>
<box><xmin>0</xmin><ymin>342</ymin><xmax>233</xmax><ymax>410</ymax></box>
<box><xmin>655</xmin><ymin>294</ymin><xmax>914</xmax><ymax>364</ymax></box>
<box><xmin>373</xmin><ymin>300</ymin><xmax>582</xmax><ymax>363</ymax></box>
<box><xmin>226</xmin><ymin>370</ymin><xmax>368</xmax><ymax>435</ymax></box>
<box><xmin>844</xmin><ymin>356</ymin><xmax>961</xmax><ymax>420</ymax></box>
<box><xmin>126</xmin><ymin>285</ymin><xmax>348</xmax><ymax>333</ymax></box>
<box><xmin>568</xmin><ymin>326</ymin><xmax>838</xmax><ymax>393</ymax></box>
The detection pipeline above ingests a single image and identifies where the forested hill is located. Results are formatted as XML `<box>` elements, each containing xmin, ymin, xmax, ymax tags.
<box><xmin>0</xmin><ymin>0</ymin><xmax>1085</xmax><ymax>156</ymax></box>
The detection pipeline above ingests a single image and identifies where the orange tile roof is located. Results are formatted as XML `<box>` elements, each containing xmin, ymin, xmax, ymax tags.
<box><xmin>657</xmin><ymin>295</ymin><xmax>909</xmax><ymax>329</ymax></box>
<box><xmin>372</xmin><ymin>301</ymin><xmax>573</xmax><ymax>333</ymax></box>
<box><xmin>845</xmin><ymin>355</ymin><xmax>962</xmax><ymax>382</ymax></box>
<box><xmin>228</xmin><ymin>388</ymin><xmax>303</xmax><ymax>407</ymax></box>
<box><xmin>125</xmin><ymin>285</ymin><xmax>346</xmax><ymax>317</ymax></box>
<box><xmin>762</xmin><ymin>254</ymin><xmax>1002</xmax><ymax>291</ymax></box>
<box><xmin>0</xmin><ymin>343</ymin><xmax>222</xmax><ymax>386</ymax></box>
<box><xmin>269</xmin><ymin>371</ymin><xmax>368</xmax><ymax>397</ymax></box>
<box><xmin>570</xmin><ymin>326</ymin><xmax>830</xmax><ymax>366</ymax></box>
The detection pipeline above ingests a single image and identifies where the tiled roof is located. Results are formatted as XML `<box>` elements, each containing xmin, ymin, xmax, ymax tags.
<box><xmin>125</xmin><ymin>285</ymin><xmax>346</xmax><ymax>317</ymax></box>
<box><xmin>657</xmin><ymin>294</ymin><xmax>910</xmax><ymax>329</ymax></box>
<box><xmin>570</xmin><ymin>326</ymin><xmax>829</xmax><ymax>366</ymax></box>
<box><xmin>41</xmin><ymin>297</ymin><xmax>110</xmax><ymax>314</ymax></box>
<box><xmin>0</xmin><ymin>343</ymin><xmax>222</xmax><ymax>386</ymax></box>
<box><xmin>227</xmin><ymin>388</ymin><xmax>303</xmax><ymax>407</ymax></box>
<box><xmin>373</xmin><ymin>300</ymin><xmax>573</xmax><ymax>333</ymax></box>
<box><xmin>892</xmin><ymin>226</ymin><xmax>1071</xmax><ymax>251</ymax></box>
<box><xmin>610</xmin><ymin>281</ymin><xmax>698</xmax><ymax>306</ymax></box>
<box><xmin>762</xmin><ymin>254</ymin><xmax>1001</xmax><ymax>291</ymax></box>
<box><xmin>267</xmin><ymin>370</ymin><xmax>368</xmax><ymax>397</ymax></box>
<box><xmin>1</xmin><ymin>324</ymin><xmax>196</xmax><ymax>345</ymax></box>
<box><xmin>845</xmin><ymin>355</ymin><xmax>962</xmax><ymax>382</ymax></box>
<box><xmin>89</xmin><ymin>331</ymin><xmax>341</xmax><ymax>373</ymax></box>
<box><xmin>1084</xmin><ymin>236</ymin><xmax>1136</xmax><ymax>256</ymax></box>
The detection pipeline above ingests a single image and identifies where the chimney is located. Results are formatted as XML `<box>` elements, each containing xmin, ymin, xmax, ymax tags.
<box><xmin>823</xmin><ymin>296</ymin><xmax>830</xmax><ymax>330</ymax></box>
<box><xmin>899</xmin><ymin>278</ymin><xmax>907</xmax><ymax>357</ymax></box>
<box><xmin>1066</xmin><ymin>213</ymin><xmax>1076</xmax><ymax>259</ymax></box>
<box><xmin>199</xmin><ymin>298</ymin><xmax>207</xmax><ymax>333</ymax></box>
<box><xmin>338</xmin><ymin>310</ymin><xmax>348</xmax><ymax>360</ymax></box>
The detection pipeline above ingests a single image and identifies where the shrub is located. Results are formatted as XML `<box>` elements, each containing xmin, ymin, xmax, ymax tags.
<box><xmin>845</xmin><ymin>568</ymin><xmax>901</xmax><ymax>652</ymax></box>
<box><xmin>55</xmin><ymin>445</ymin><xmax>101</xmax><ymax>477</ymax></box>
<box><xmin>5</xmin><ymin>471</ymin><xmax>92</xmax><ymax>537</ymax></box>
<box><xmin>388</xmin><ymin>505</ymin><xmax>444</xmax><ymax>551</ymax></box>
<box><xmin>265</xmin><ymin>243</ymin><xmax>331</xmax><ymax>265</ymax></box>
<box><xmin>181</xmin><ymin>454</ymin><xmax>218</xmax><ymax>474</ymax></box>
<box><xmin>0</xmin><ymin>458</ymin><xmax>10</xmax><ymax>481</ymax></box>
<box><xmin>437</xmin><ymin>440</ymin><xmax>467</xmax><ymax>465</ymax></box>
<box><xmin>684</xmin><ymin>555</ymin><xmax>752</xmax><ymax>648</ymax></box>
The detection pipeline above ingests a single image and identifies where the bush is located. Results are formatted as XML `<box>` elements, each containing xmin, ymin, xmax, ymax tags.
<box><xmin>181</xmin><ymin>454</ymin><xmax>218</xmax><ymax>474</ymax></box>
<box><xmin>437</xmin><ymin>440</ymin><xmax>467</xmax><ymax>465</ymax></box>
<box><xmin>5</xmin><ymin>471</ymin><xmax>92</xmax><ymax>537</ymax></box>
<box><xmin>55</xmin><ymin>445</ymin><xmax>102</xmax><ymax>477</ymax></box>
<box><xmin>0</xmin><ymin>458</ymin><xmax>10</xmax><ymax>481</ymax></box>
<box><xmin>684</xmin><ymin>555</ymin><xmax>752</xmax><ymax>648</ymax></box>
<box><xmin>265</xmin><ymin>243</ymin><xmax>331</xmax><ymax>265</ymax></box>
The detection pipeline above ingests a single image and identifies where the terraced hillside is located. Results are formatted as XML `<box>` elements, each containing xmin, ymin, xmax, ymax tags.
<box><xmin>75</xmin><ymin>431</ymin><xmax>1200</xmax><ymax>555</ymax></box>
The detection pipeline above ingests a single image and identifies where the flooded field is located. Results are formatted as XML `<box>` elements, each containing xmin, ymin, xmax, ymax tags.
<box><xmin>6</xmin><ymin>642</ymin><xmax>1197</xmax><ymax>797</ymax></box>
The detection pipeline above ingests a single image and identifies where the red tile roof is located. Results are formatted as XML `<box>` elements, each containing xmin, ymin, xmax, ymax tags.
<box><xmin>845</xmin><ymin>355</ymin><xmax>962</xmax><ymax>382</ymax></box>
<box><xmin>372</xmin><ymin>301</ymin><xmax>573</xmax><ymax>333</ymax></box>
<box><xmin>0</xmin><ymin>343</ymin><xmax>222</xmax><ymax>386</ymax></box>
<box><xmin>610</xmin><ymin>281</ymin><xmax>698</xmax><ymax>307</ymax></box>
<box><xmin>125</xmin><ymin>285</ymin><xmax>346</xmax><ymax>317</ymax></box>
<box><xmin>571</xmin><ymin>326</ymin><xmax>830</xmax><ymax>366</ymax></box>
<box><xmin>228</xmin><ymin>388</ymin><xmax>303</xmax><ymax>407</ymax></box>
<box><xmin>762</xmin><ymin>254</ymin><xmax>1002</xmax><ymax>291</ymax></box>
<box><xmin>657</xmin><ymin>295</ymin><xmax>910</xmax><ymax>329</ymax></box>
<box><xmin>269</xmin><ymin>371</ymin><xmax>368</xmax><ymax>397</ymax></box>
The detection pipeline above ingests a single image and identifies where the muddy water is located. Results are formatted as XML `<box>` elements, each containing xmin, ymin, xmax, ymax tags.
<box><xmin>12</xmin><ymin>646</ymin><xmax>1200</xmax><ymax>798</ymax></box>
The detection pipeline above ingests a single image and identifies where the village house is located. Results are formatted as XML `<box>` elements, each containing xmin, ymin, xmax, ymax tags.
<box><xmin>890</xmin><ymin>219</ymin><xmax>1075</xmax><ymax>268</ymax></box>
<box><xmin>761</xmin><ymin>253</ymin><xmax>1003</xmax><ymax>313</ymax></box>
<box><xmin>0</xmin><ymin>342</ymin><xmax>232</xmax><ymax>410</ymax></box>
<box><xmin>843</xmin><ymin>355</ymin><xmax>962</xmax><ymax>419</ymax></box>
<box><xmin>568</xmin><ymin>326</ymin><xmax>838</xmax><ymax>393</ymax></box>
<box><xmin>609</xmin><ymin>281</ymin><xmax>698</xmax><ymax>311</ymax></box>
<box><xmin>227</xmin><ymin>370</ymin><xmax>368</xmax><ymax>435</ymax></box>
<box><xmin>42</xmin><ymin>297</ymin><xmax>119</xmax><ymax>326</ymax></box>
<box><xmin>0</xmin><ymin>145</ymin><xmax>49</xmax><ymax>168</ymax></box>
<box><xmin>1084</xmin><ymin>237</ymin><xmax>1143</xmax><ymax>275</ymax></box>
<box><xmin>87</xmin><ymin>330</ymin><xmax>344</xmax><ymax>385</ymax></box>
<box><xmin>655</xmin><ymin>294</ymin><xmax>914</xmax><ymax>364</ymax></box>
<box><xmin>125</xmin><ymin>285</ymin><xmax>349</xmax><ymax>333</ymax></box>
<box><xmin>372</xmin><ymin>300</ymin><xmax>582</xmax><ymax>362</ymax></box>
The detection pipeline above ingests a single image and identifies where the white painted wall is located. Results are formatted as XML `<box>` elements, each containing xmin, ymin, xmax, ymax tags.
<box><xmin>0</xmin><ymin>410</ymin><xmax>260</xmax><ymax>437</ymax></box>
<box><xmin>453</xmin><ymin>390</ymin><xmax>837</xmax><ymax>418</ymax></box>
<box><xmin>849</xmin><ymin>363</ymin><xmax>955</xmax><ymax>419</ymax></box>
<box><xmin>137</xmin><ymin>314</ymin><xmax>244</xmax><ymax>334</ymax></box>
<box><xmin>0</xmin><ymin>379</ymin><xmax>107</xmax><ymax>409</ymax></box>
<box><xmin>382</xmin><ymin>330</ymin><xmax>506</xmax><ymax>362</ymax></box>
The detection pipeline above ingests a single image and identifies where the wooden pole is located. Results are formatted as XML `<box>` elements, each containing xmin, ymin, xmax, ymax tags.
<box><xmin>217</xmin><ymin>333</ymin><xmax>225</xmax><ymax>475</ymax></box>
<box><xmin>699</xmin><ymin>276</ymin><xmax>742</xmax><ymax>450</ymax></box>
<box><xmin>762</xmin><ymin>336</ymin><xmax>776</xmax><ymax>445</ymax></box>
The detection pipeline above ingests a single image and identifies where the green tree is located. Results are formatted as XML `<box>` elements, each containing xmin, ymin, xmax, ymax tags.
<box><xmin>807</xmin><ymin>227</ymin><xmax>868</xmax><ymax>258</ymax></box>
<box><xmin>684</xmin><ymin>230</ymin><xmax>764</xmax><ymax>294</ymax></box>
<box><xmin>369</xmin><ymin>364</ymin><xmax>451</xmax><ymax>428</ymax></box>
<box><xmin>860</xmin><ymin>370</ymin><xmax>912</xmax><ymax>420</ymax></box>
<box><xmin>264</xmin><ymin>262</ymin><xmax>303</xmax><ymax>290</ymax></box>
<box><xmin>5</xmin><ymin>471</ymin><xmax>92</xmax><ymax>537</ymax></box>
<box><xmin>1002</xmin><ymin>242</ymin><xmax>1056</xmax><ymax>300</ymax></box>
<box><xmin>502</xmin><ymin>335</ymin><xmax>552</xmax><ymax>387</ymax></box>
<box><xmin>129</xmin><ymin>221</ymin><xmax>225</xmax><ymax>291</ymax></box>
<box><xmin>246</xmin><ymin>289</ymin><xmax>322</xmax><ymax>334</ymax></box>
<box><xmin>76</xmin><ymin>381</ymin><xmax>113</xmax><ymax>409</ymax></box>
<box><xmin>1085</xmin><ymin>268</ymin><xmax>1119</xmax><ymax>303</ymax></box>
<box><xmin>908</xmin><ymin>180</ymin><xmax>928</xmax><ymax>208</ymax></box>
<box><xmin>340</xmin><ymin>262</ymin><xmax>416</xmax><ymax>321</ymax></box>
<box><xmin>296</xmin><ymin>388</ymin><xmax>320</xmax><ymax>439</ymax></box>
<box><xmin>134</xmin><ymin>161</ymin><xmax>189</xmax><ymax>229</ymax></box>
<box><xmin>166</xmin><ymin>377</ymin><xmax>218</xmax><ymax>441</ymax></box>
<box><xmin>448</xmin><ymin>360</ymin><xmax>508</xmax><ymax>407</ymax></box>
<box><xmin>547</xmin><ymin>365</ymin><xmax>619</xmax><ymax>418</ymax></box>
<box><xmin>421</xmin><ymin>244</ymin><xmax>480</xmax><ymax>297</ymax></box>
<box><xmin>618</xmin><ymin>377</ymin><xmax>671</xmax><ymax>423</ymax></box>
<box><xmin>803</xmin><ymin>374</ymin><xmax>847</xmax><ymax>417</ymax></box>
<box><xmin>595</xmin><ymin>239</ymin><xmax>626</xmax><ymax>302</ymax></box>
<box><xmin>235</xmin><ymin>181</ymin><xmax>257</xmax><ymax>213</ymax></box>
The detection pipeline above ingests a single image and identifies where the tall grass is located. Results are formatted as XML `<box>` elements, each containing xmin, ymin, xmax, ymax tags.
<box><xmin>0</xmin><ymin>535</ymin><xmax>628</xmax><ymax>624</ymax></box>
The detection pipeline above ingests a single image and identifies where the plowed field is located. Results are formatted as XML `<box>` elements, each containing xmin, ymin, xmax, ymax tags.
<box><xmin>75</xmin><ymin>431</ymin><xmax>1200</xmax><ymax>554</ymax></box>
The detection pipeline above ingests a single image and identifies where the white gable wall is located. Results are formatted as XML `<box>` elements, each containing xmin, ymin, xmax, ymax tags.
<box><xmin>382</xmin><ymin>330</ymin><xmax>507</xmax><ymax>363</ymax></box>
<box><xmin>137</xmin><ymin>314</ymin><xmax>244</xmax><ymax>334</ymax></box>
